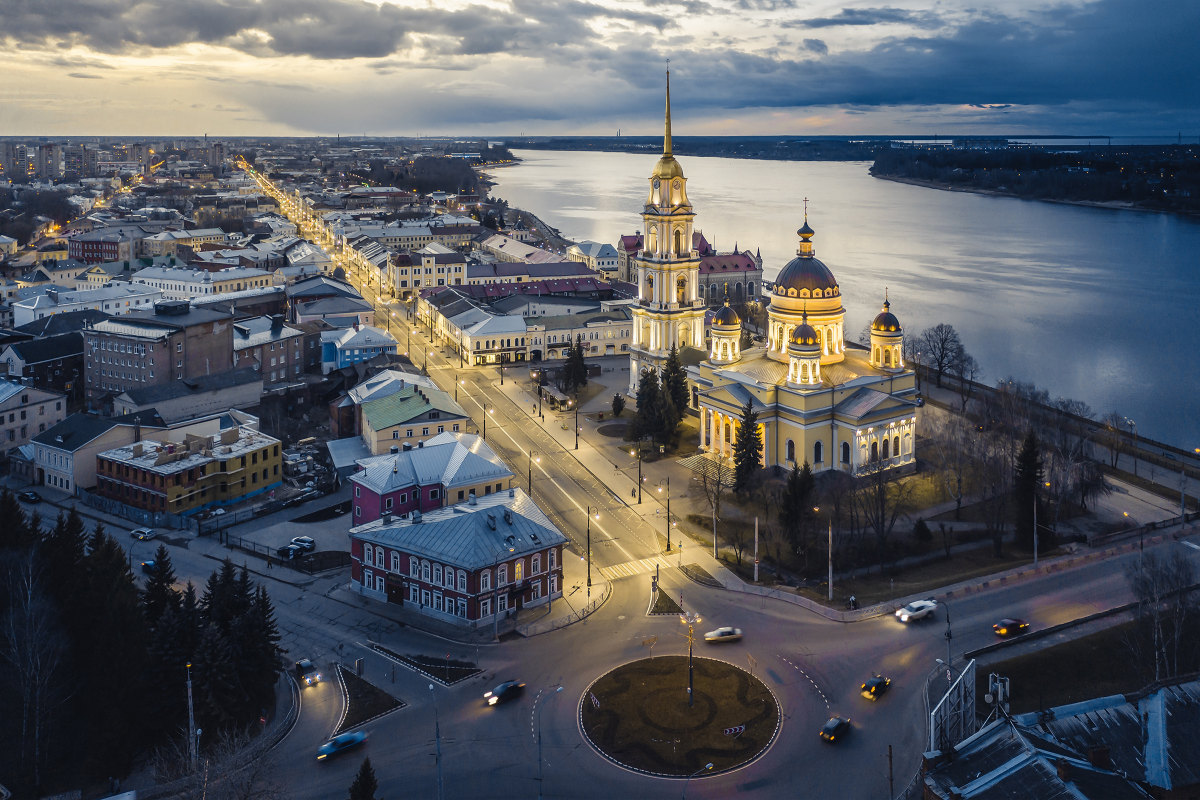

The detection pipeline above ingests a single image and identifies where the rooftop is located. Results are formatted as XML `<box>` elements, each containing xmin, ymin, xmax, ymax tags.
<box><xmin>98</xmin><ymin>425</ymin><xmax>279</xmax><ymax>475</ymax></box>
<box><xmin>348</xmin><ymin>432</ymin><xmax>512</xmax><ymax>496</ymax></box>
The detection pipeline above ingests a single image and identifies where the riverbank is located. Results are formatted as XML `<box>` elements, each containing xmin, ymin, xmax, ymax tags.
<box><xmin>869</xmin><ymin>173</ymin><xmax>1191</xmax><ymax>216</ymax></box>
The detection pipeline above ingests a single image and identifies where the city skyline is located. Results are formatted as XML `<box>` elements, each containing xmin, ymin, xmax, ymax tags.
<box><xmin>2</xmin><ymin>0</ymin><xmax>1196</xmax><ymax>138</ymax></box>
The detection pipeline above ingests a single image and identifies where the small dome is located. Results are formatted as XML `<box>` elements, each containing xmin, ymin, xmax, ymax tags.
<box><xmin>651</xmin><ymin>155</ymin><xmax>685</xmax><ymax>181</ymax></box>
<box><xmin>798</xmin><ymin>219</ymin><xmax>815</xmax><ymax>238</ymax></box>
<box><xmin>713</xmin><ymin>300</ymin><xmax>740</xmax><ymax>327</ymax></box>
<box><xmin>790</xmin><ymin>316</ymin><xmax>820</xmax><ymax>349</ymax></box>
<box><xmin>871</xmin><ymin>298</ymin><xmax>902</xmax><ymax>333</ymax></box>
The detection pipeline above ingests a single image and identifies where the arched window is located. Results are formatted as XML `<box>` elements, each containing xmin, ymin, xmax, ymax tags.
<box><xmin>390</xmin><ymin>551</ymin><xmax>400</xmax><ymax>573</ymax></box>
<box><xmin>882</xmin><ymin>438</ymin><xmax>890</xmax><ymax>459</ymax></box>
<box><xmin>498</xmin><ymin>564</ymin><xmax>508</xmax><ymax>585</ymax></box>
<box><xmin>786</xmin><ymin>439</ymin><xmax>795</xmax><ymax>462</ymax></box>
<box><xmin>410</xmin><ymin>556</ymin><xmax>419</xmax><ymax>577</ymax></box>
<box><xmin>883</xmin><ymin>350</ymin><xmax>892</xmax><ymax>367</ymax></box>
<box><xmin>842</xmin><ymin>441</ymin><xmax>851</xmax><ymax>463</ymax></box>
<box><xmin>814</xmin><ymin>441</ymin><xmax>824</xmax><ymax>463</ymax></box>
<box><xmin>457</xmin><ymin>570</ymin><xmax>467</xmax><ymax>591</ymax></box>
<box><xmin>870</xmin><ymin>441</ymin><xmax>879</xmax><ymax>462</ymax></box>
<box><xmin>674</xmin><ymin>228</ymin><xmax>683</xmax><ymax>255</ymax></box>
<box><xmin>515</xmin><ymin>560</ymin><xmax>524</xmax><ymax>581</ymax></box>
<box><xmin>421</xmin><ymin>560</ymin><xmax>430</xmax><ymax>581</ymax></box>
<box><xmin>894</xmin><ymin>436</ymin><xmax>901</xmax><ymax>457</ymax></box>
<box><xmin>825</xmin><ymin>328</ymin><xmax>833</xmax><ymax>354</ymax></box>
<box><xmin>532</xmin><ymin>554</ymin><xmax>541</xmax><ymax>574</ymax></box>
<box><xmin>481</xmin><ymin>569</ymin><xmax>491</xmax><ymax>591</ymax></box>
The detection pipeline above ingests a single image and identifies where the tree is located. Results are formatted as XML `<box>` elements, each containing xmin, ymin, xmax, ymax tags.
<box><xmin>348</xmin><ymin>757</ymin><xmax>379</xmax><ymax>800</ymax></box>
<box><xmin>779</xmin><ymin>462</ymin><xmax>815</xmax><ymax>564</ymax></box>
<box><xmin>1013</xmin><ymin>431</ymin><xmax>1045</xmax><ymax>553</ymax></box>
<box><xmin>142</xmin><ymin>544</ymin><xmax>179</xmax><ymax>631</ymax></box>
<box><xmin>919</xmin><ymin>323</ymin><xmax>963</xmax><ymax>387</ymax></box>
<box><xmin>854</xmin><ymin>461</ymin><xmax>913</xmax><ymax>573</ymax></box>
<box><xmin>610</xmin><ymin>393</ymin><xmax>625</xmax><ymax>418</ymax></box>
<box><xmin>732</xmin><ymin>400</ymin><xmax>762</xmax><ymax>496</ymax></box>
<box><xmin>696</xmin><ymin>457</ymin><xmax>736</xmax><ymax>559</ymax></box>
<box><xmin>562</xmin><ymin>335</ymin><xmax>588</xmax><ymax>395</ymax></box>
<box><xmin>632</xmin><ymin>369</ymin><xmax>664</xmax><ymax>443</ymax></box>
<box><xmin>1098</xmin><ymin>411</ymin><xmax>1128</xmax><ymax>468</ymax></box>
<box><xmin>925</xmin><ymin>410</ymin><xmax>979</xmax><ymax>521</ymax></box>
<box><xmin>1124</xmin><ymin>550</ymin><xmax>1197</xmax><ymax>683</ymax></box>
<box><xmin>948</xmin><ymin>346</ymin><xmax>979</xmax><ymax>411</ymax></box>
<box><xmin>0</xmin><ymin>489</ymin><xmax>35</xmax><ymax>552</ymax></box>
<box><xmin>660</xmin><ymin>345</ymin><xmax>689</xmax><ymax>415</ymax></box>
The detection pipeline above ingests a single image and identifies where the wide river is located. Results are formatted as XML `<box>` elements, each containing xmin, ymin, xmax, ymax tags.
<box><xmin>489</xmin><ymin>150</ymin><xmax>1200</xmax><ymax>449</ymax></box>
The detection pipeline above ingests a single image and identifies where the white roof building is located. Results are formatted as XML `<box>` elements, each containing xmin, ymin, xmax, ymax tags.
<box><xmin>12</xmin><ymin>283</ymin><xmax>163</xmax><ymax>327</ymax></box>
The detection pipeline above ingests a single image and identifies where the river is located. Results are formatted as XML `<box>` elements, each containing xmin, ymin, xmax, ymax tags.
<box><xmin>488</xmin><ymin>150</ymin><xmax>1200</xmax><ymax>449</ymax></box>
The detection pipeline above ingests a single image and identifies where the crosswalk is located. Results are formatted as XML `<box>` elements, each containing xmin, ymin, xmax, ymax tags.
<box><xmin>599</xmin><ymin>555</ymin><xmax>677</xmax><ymax>581</ymax></box>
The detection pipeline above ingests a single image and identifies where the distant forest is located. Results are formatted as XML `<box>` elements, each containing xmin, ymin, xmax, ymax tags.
<box><xmin>512</xmin><ymin>136</ymin><xmax>883</xmax><ymax>161</ymax></box>
<box><xmin>870</xmin><ymin>146</ymin><xmax>1200</xmax><ymax>215</ymax></box>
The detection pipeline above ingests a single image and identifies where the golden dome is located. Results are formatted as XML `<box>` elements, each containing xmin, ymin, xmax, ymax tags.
<box><xmin>651</xmin><ymin>155</ymin><xmax>686</xmax><ymax>181</ymax></box>
<box><xmin>871</xmin><ymin>298</ymin><xmax>902</xmax><ymax>333</ymax></box>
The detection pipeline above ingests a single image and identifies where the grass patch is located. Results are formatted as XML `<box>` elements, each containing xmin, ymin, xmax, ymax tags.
<box><xmin>336</xmin><ymin>666</ymin><xmax>404</xmax><ymax>733</ymax></box>
<box><xmin>370</xmin><ymin>643</ymin><xmax>481</xmax><ymax>686</ymax></box>
<box><xmin>649</xmin><ymin>590</ymin><xmax>683</xmax><ymax>616</ymax></box>
<box><xmin>580</xmin><ymin>656</ymin><xmax>779</xmax><ymax>776</ymax></box>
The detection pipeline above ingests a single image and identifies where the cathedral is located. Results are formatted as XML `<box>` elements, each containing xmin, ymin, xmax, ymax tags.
<box><xmin>628</xmin><ymin>74</ymin><xmax>920</xmax><ymax>475</ymax></box>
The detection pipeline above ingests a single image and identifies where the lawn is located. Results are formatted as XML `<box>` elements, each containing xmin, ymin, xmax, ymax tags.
<box><xmin>336</xmin><ymin>666</ymin><xmax>405</xmax><ymax>733</ymax></box>
<box><xmin>580</xmin><ymin>656</ymin><xmax>779</xmax><ymax>776</ymax></box>
<box><xmin>649</xmin><ymin>590</ymin><xmax>683</xmax><ymax>615</ymax></box>
<box><xmin>370</xmin><ymin>643</ymin><xmax>482</xmax><ymax>686</ymax></box>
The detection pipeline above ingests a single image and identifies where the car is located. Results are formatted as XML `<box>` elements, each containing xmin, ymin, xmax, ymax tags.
<box><xmin>140</xmin><ymin>560</ymin><xmax>157</xmax><ymax>575</ymax></box>
<box><xmin>993</xmin><ymin>618</ymin><xmax>1030</xmax><ymax>637</ymax></box>
<box><xmin>861</xmin><ymin>675</ymin><xmax>892</xmax><ymax>701</ymax></box>
<box><xmin>295</xmin><ymin>658</ymin><xmax>322</xmax><ymax>686</ymax></box>
<box><xmin>895</xmin><ymin>599</ymin><xmax>938</xmax><ymax>623</ymax></box>
<box><xmin>277</xmin><ymin>543</ymin><xmax>303</xmax><ymax>559</ymax></box>
<box><xmin>483</xmin><ymin>680</ymin><xmax>526</xmax><ymax>706</ymax></box>
<box><xmin>703</xmin><ymin>626</ymin><xmax>743</xmax><ymax>643</ymax></box>
<box><xmin>290</xmin><ymin>536</ymin><xmax>316</xmax><ymax>552</ymax></box>
<box><xmin>18</xmin><ymin>490</ymin><xmax>41</xmax><ymax>504</ymax></box>
<box><xmin>820</xmin><ymin>716</ymin><xmax>851</xmax><ymax>743</ymax></box>
<box><xmin>316</xmin><ymin>731</ymin><xmax>367</xmax><ymax>761</ymax></box>
<box><xmin>130</xmin><ymin>527</ymin><xmax>157</xmax><ymax>540</ymax></box>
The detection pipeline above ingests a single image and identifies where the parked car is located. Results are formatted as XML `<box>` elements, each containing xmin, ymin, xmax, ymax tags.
<box><xmin>290</xmin><ymin>535</ymin><xmax>316</xmax><ymax>552</ymax></box>
<box><xmin>277</xmin><ymin>543</ymin><xmax>303</xmax><ymax>559</ymax></box>
<box><xmin>140</xmin><ymin>560</ymin><xmax>157</xmax><ymax>575</ymax></box>
<box><xmin>130</xmin><ymin>527</ymin><xmax>158</xmax><ymax>540</ymax></box>
<box><xmin>860</xmin><ymin>675</ymin><xmax>892</xmax><ymax>701</ymax></box>
<box><xmin>18</xmin><ymin>490</ymin><xmax>41</xmax><ymax>504</ymax></box>
<box><xmin>295</xmin><ymin>658</ymin><xmax>322</xmax><ymax>686</ymax></box>
<box><xmin>820</xmin><ymin>716</ymin><xmax>851</xmax><ymax>743</ymax></box>
<box><xmin>992</xmin><ymin>618</ymin><xmax>1030</xmax><ymax>637</ymax></box>
<box><xmin>316</xmin><ymin>731</ymin><xmax>367</xmax><ymax>761</ymax></box>
<box><xmin>484</xmin><ymin>680</ymin><xmax>526</xmax><ymax>706</ymax></box>
<box><xmin>703</xmin><ymin>626</ymin><xmax>743</xmax><ymax>643</ymax></box>
<box><xmin>895</xmin><ymin>599</ymin><xmax>938</xmax><ymax>623</ymax></box>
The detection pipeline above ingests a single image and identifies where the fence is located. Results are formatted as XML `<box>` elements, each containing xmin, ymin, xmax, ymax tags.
<box><xmin>80</xmin><ymin>489</ymin><xmax>191</xmax><ymax>531</ymax></box>
<box><xmin>223</xmin><ymin>532</ymin><xmax>351</xmax><ymax>575</ymax></box>
<box><xmin>517</xmin><ymin>580</ymin><xmax>611</xmax><ymax>637</ymax></box>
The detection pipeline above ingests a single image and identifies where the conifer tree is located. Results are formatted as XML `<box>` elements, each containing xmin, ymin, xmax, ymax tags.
<box><xmin>232</xmin><ymin>586</ymin><xmax>285</xmax><ymax>718</ymax></box>
<box><xmin>193</xmin><ymin>623</ymin><xmax>243</xmax><ymax>730</ymax></box>
<box><xmin>563</xmin><ymin>334</ymin><xmax>588</xmax><ymax>395</ymax></box>
<box><xmin>0</xmin><ymin>488</ymin><xmax>35</xmax><ymax>552</ymax></box>
<box><xmin>732</xmin><ymin>400</ymin><xmax>762</xmax><ymax>495</ymax></box>
<box><xmin>779</xmin><ymin>461</ymin><xmax>815</xmax><ymax>554</ymax></box>
<box><xmin>632</xmin><ymin>368</ymin><xmax>664</xmax><ymax>443</ymax></box>
<box><xmin>660</xmin><ymin>344</ymin><xmax>689</xmax><ymax>414</ymax></box>
<box><xmin>348</xmin><ymin>757</ymin><xmax>380</xmax><ymax>800</ymax></box>
<box><xmin>1014</xmin><ymin>430</ymin><xmax>1046</xmax><ymax>552</ymax></box>
<box><xmin>142</xmin><ymin>544</ymin><xmax>179</xmax><ymax>630</ymax></box>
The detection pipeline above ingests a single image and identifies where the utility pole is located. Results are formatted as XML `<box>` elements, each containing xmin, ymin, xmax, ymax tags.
<box><xmin>753</xmin><ymin>516</ymin><xmax>759</xmax><ymax>582</ymax></box>
<box><xmin>186</xmin><ymin>662</ymin><xmax>198</xmax><ymax>774</ymax></box>
<box><xmin>888</xmin><ymin>744</ymin><xmax>894</xmax><ymax>798</ymax></box>
<box><xmin>826</xmin><ymin>513</ymin><xmax>833</xmax><ymax>602</ymax></box>
<box><xmin>574</xmin><ymin>402</ymin><xmax>580</xmax><ymax>450</ymax></box>
<box><xmin>586</xmin><ymin>507</ymin><xmax>596</xmax><ymax>598</ymax></box>
<box><xmin>430</xmin><ymin>684</ymin><xmax>444</xmax><ymax>800</ymax></box>
<box><xmin>664</xmin><ymin>476</ymin><xmax>671</xmax><ymax>551</ymax></box>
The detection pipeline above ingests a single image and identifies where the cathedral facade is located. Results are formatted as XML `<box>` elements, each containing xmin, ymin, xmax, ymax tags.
<box><xmin>629</xmin><ymin>76</ymin><xmax>920</xmax><ymax>475</ymax></box>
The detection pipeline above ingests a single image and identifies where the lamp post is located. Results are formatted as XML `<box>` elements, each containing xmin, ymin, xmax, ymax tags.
<box><xmin>537</xmin><ymin>686</ymin><xmax>564</xmax><ymax>800</ymax></box>
<box><xmin>528</xmin><ymin>450</ymin><xmax>539</xmax><ymax>495</ymax></box>
<box><xmin>658</xmin><ymin>477</ymin><xmax>672</xmax><ymax>551</ymax></box>
<box><xmin>1125</xmin><ymin>417</ymin><xmax>1138</xmax><ymax>476</ymax></box>
<box><xmin>816</xmin><ymin>506</ymin><xmax>834</xmax><ymax>602</ymax></box>
<box><xmin>629</xmin><ymin>440</ymin><xmax>643</xmax><ymax>503</ymax></box>
<box><xmin>500</xmin><ymin>354</ymin><xmax>505</xmax><ymax>386</ymax></box>
<box><xmin>483</xmin><ymin>407</ymin><xmax>493</xmax><ymax>440</ymax></box>
<box><xmin>429</xmin><ymin>683</ymin><xmax>444</xmax><ymax>800</ymax></box>
<box><xmin>941</xmin><ymin>601</ymin><xmax>953</xmax><ymax>687</ymax></box>
<box><xmin>682</xmin><ymin>763</ymin><xmax>714</xmax><ymax>799</ymax></box>
<box><xmin>574</xmin><ymin>400</ymin><xmax>580</xmax><ymax>451</ymax></box>
<box><xmin>185</xmin><ymin>662</ymin><xmax>198</xmax><ymax>774</ymax></box>
<box><xmin>679</xmin><ymin>611</ymin><xmax>702</xmax><ymax>708</ymax></box>
<box><xmin>586</xmin><ymin>506</ymin><xmax>598</xmax><ymax>598</ymax></box>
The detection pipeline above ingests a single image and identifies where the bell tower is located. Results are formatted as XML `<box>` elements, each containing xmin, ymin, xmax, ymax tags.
<box><xmin>628</xmin><ymin>69</ymin><xmax>707</xmax><ymax>395</ymax></box>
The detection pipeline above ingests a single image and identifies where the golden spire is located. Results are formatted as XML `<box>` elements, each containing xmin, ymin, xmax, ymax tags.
<box><xmin>664</xmin><ymin>65</ymin><xmax>673</xmax><ymax>157</ymax></box>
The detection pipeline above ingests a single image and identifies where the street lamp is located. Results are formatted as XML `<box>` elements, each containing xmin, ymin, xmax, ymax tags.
<box><xmin>679</xmin><ymin>611</ymin><xmax>702</xmax><ymax>708</ymax></box>
<box><xmin>629</xmin><ymin>439</ymin><xmax>644</xmax><ymax>503</ymax></box>
<box><xmin>816</xmin><ymin>506</ymin><xmax>834</xmax><ymax>602</ymax></box>
<box><xmin>1124</xmin><ymin>417</ymin><xmax>1138</xmax><ymax>476</ymax></box>
<box><xmin>483</xmin><ymin>407</ymin><xmax>493</xmax><ymax>440</ymax></box>
<box><xmin>429</xmin><ymin>683</ymin><xmax>444</xmax><ymax>800</ymax></box>
<box><xmin>185</xmin><ymin>662</ymin><xmax>198</xmax><ymax>774</ymax></box>
<box><xmin>586</xmin><ymin>506</ymin><xmax>599</xmax><ymax>597</ymax></box>
<box><xmin>537</xmin><ymin>686</ymin><xmax>564</xmax><ymax>800</ymax></box>
<box><xmin>528</xmin><ymin>450</ymin><xmax>540</xmax><ymax>495</ymax></box>
<box><xmin>658</xmin><ymin>477</ymin><xmax>673</xmax><ymax>551</ymax></box>
<box><xmin>574</xmin><ymin>400</ymin><xmax>580</xmax><ymax>451</ymax></box>
<box><xmin>682</xmin><ymin>763</ymin><xmax>714</xmax><ymax>799</ymax></box>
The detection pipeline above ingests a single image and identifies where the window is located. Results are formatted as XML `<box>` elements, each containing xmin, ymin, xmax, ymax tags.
<box><xmin>384</xmin><ymin>497</ymin><xmax>393</xmax><ymax>510</ymax></box>
<box><xmin>430</xmin><ymin>489</ymin><xmax>440</xmax><ymax>500</ymax></box>
<box><xmin>814</xmin><ymin>441</ymin><xmax>823</xmax><ymax>464</ymax></box>
<box><xmin>421</xmin><ymin>561</ymin><xmax>431</xmax><ymax>581</ymax></box>
<box><xmin>410</xmin><ymin>556</ymin><xmax>419</xmax><ymax>577</ymax></box>
<box><xmin>481</xmin><ymin>570</ymin><xmax>491</xmax><ymax>591</ymax></box>
<box><xmin>549</xmin><ymin>548</ymin><xmax>556</xmax><ymax>570</ymax></box>
<box><xmin>842</xmin><ymin>442</ymin><xmax>851</xmax><ymax>463</ymax></box>
<box><xmin>433</xmin><ymin>564</ymin><xmax>442</xmax><ymax>584</ymax></box>
<box><xmin>176</xmin><ymin>342</ymin><xmax>183</xmax><ymax>353</ymax></box>
<box><xmin>532</xmin><ymin>554</ymin><xmax>541</xmax><ymax>574</ymax></box>
<box><xmin>457</xmin><ymin>570</ymin><xmax>466</xmax><ymax>591</ymax></box>
<box><xmin>497</xmin><ymin>564</ymin><xmax>508</xmax><ymax>585</ymax></box>
<box><xmin>355</xmin><ymin>486</ymin><xmax>361</xmax><ymax>497</ymax></box>
<box><xmin>362</xmin><ymin>569</ymin><xmax>372</xmax><ymax>588</ymax></box>
<box><xmin>785</xmin><ymin>439</ymin><xmax>795</xmax><ymax>463</ymax></box>
<box><xmin>481</xmin><ymin>598</ymin><xmax>491</xmax><ymax>617</ymax></box>
<box><xmin>515</xmin><ymin>560</ymin><xmax>523</xmax><ymax>581</ymax></box>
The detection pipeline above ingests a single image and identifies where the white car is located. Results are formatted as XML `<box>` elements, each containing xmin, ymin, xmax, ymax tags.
<box><xmin>895</xmin><ymin>599</ymin><xmax>938</xmax><ymax>623</ymax></box>
<box><xmin>130</xmin><ymin>527</ymin><xmax>158</xmax><ymax>541</ymax></box>
<box><xmin>703</xmin><ymin>626</ymin><xmax>743</xmax><ymax>643</ymax></box>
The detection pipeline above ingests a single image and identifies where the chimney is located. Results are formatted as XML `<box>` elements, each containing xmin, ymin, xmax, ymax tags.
<box><xmin>412</xmin><ymin>509</ymin><xmax>422</xmax><ymax>523</ymax></box>
<box><xmin>134</xmin><ymin>415</ymin><xmax>142</xmax><ymax>442</ymax></box>
<box><xmin>1086</xmin><ymin>746</ymin><xmax>1110</xmax><ymax>769</ymax></box>
<box><xmin>382</xmin><ymin>512</ymin><xmax>392</xmax><ymax>524</ymax></box>
<box><xmin>503</xmin><ymin>508</ymin><xmax>513</xmax><ymax>525</ymax></box>
<box><xmin>1056</xmin><ymin>759</ymin><xmax>1071</xmax><ymax>782</ymax></box>
<box><xmin>486</xmin><ymin>513</ymin><xmax>497</xmax><ymax>530</ymax></box>
<box><xmin>271</xmin><ymin>314</ymin><xmax>283</xmax><ymax>333</ymax></box>
<box><xmin>390</xmin><ymin>445</ymin><xmax>399</xmax><ymax>454</ymax></box>
<box><xmin>417</xmin><ymin>440</ymin><xmax>424</xmax><ymax>448</ymax></box>
<box><xmin>402</xmin><ymin>442</ymin><xmax>412</xmax><ymax>452</ymax></box>
<box><xmin>468</xmin><ymin>491</ymin><xmax>476</xmax><ymax>505</ymax></box>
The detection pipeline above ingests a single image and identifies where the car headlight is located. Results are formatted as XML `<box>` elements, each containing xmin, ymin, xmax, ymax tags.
<box><xmin>900</xmin><ymin>614</ymin><xmax>909</xmax><ymax>621</ymax></box>
<box><xmin>317</xmin><ymin>753</ymin><xmax>326</xmax><ymax>760</ymax></box>
<box><xmin>488</xmin><ymin>696</ymin><xmax>498</xmax><ymax>705</ymax></box>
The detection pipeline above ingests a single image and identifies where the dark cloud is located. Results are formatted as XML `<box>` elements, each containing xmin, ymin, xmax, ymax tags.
<box><xmin>803</xmin><ymin>38</ymin><xmax>828</xmax><ymax>55</ymax></box>
<box><xmin>733</xmin><ymin>0</ymin><xmax>796</xmax><ymax>10</ymax></box>
<box><xmin>0</xmin><ymin>0</ymin><xmax>671</xmax><ymax>59</ymax></box>
<box><xmin>66</xmin><ymin>72</ymin><xmax>102</xmax><ymax>79</ymax></box>
<box><xmin>794</xmin><ymin>7</ymin><xmax>944</xmax><ymax>28</ymax></box>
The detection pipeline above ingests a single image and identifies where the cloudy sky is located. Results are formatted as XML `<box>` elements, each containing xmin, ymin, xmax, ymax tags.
<box><xmin>1</xmin><ymin>0</ymin><xmax>1196</xmax><ymax>137</ymax></box>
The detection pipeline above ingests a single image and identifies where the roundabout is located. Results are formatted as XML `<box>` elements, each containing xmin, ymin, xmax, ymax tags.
<box><xmin>578</xmin><ymin>656</ymin><xmax>781</xmax><ymax>777</ymax></box>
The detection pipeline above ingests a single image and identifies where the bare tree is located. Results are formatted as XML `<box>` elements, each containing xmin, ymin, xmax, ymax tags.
<box><xmin>696</xmin><ymin>456</ymin><xmax>736</xmax><ymax>558</ymax></box>
<box><xmin>156</xmin><ymin>729</ymin><xmax>289</xmax><ymax>800</ymax></box>
<box><xmin>925</xmin><ymin>409</ymin><xmax>980</xmax><ymax>521</ymax></box>
<box><xmin>1098</xmin><ymin>412</ymin><xmax>1128</xmax><ymax>468</ymax></box>
<box><xmin>0</xmin><ymin>552</ymin><xmax>69</xmax><ymax>792</ymax></box>
<box><xmin>853</xmin><ymin>462</ymin><xmax>913</xmax><ymax>573</ymax></box>
<box><xmin>902</xmin><ymin>336</ymin><xmax>924</xmax><ymax>392</ymax></box>
<box><xmin>919</xmin><ymin>323</ymin><xmax>963</xmax><ymax>387</ymax></box>
<box><xmin>1124</xmin><ymin>550</ymin><xmax>1197</xmax><ymax>683</ymax></box>
<box><xmin>948</xmin><ymin>346</ymin><xmax>979</xmax><ymax>411</ymax></box>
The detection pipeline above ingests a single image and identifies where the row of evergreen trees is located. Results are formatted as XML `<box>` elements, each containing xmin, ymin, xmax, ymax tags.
<box><xmin>0</xmin><ymin>491</ymin><xmax>284</xmax><ymax>795</ymax></box>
